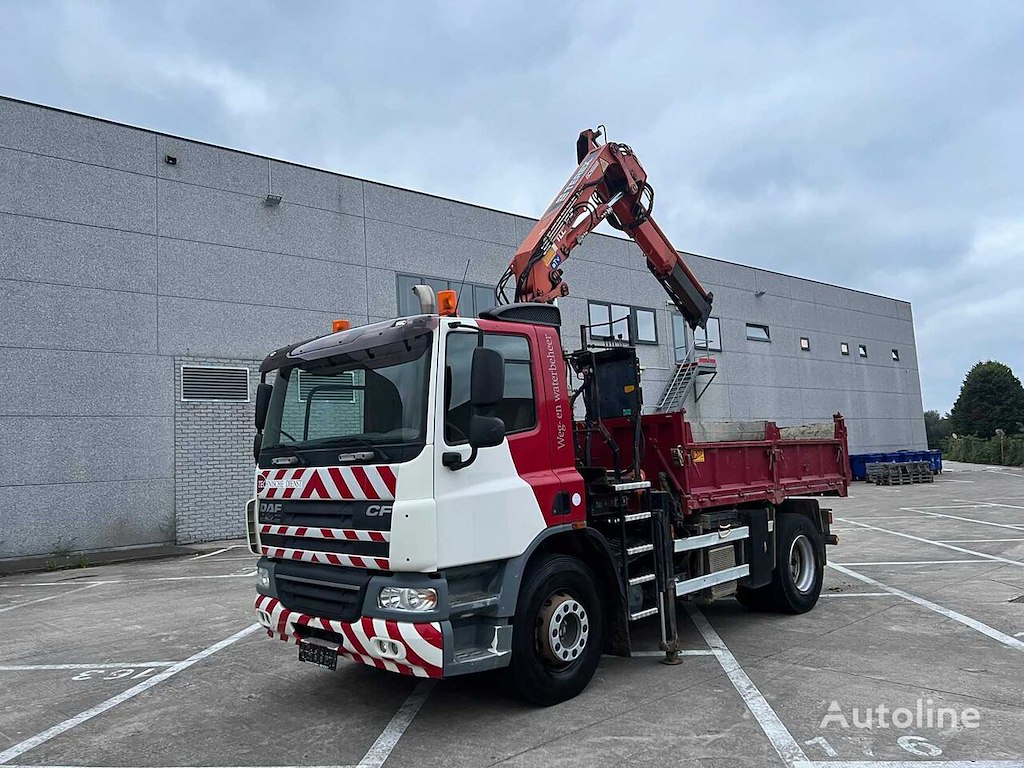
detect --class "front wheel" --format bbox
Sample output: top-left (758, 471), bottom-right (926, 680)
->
top-left (507, 554), bottom-right (604, 706)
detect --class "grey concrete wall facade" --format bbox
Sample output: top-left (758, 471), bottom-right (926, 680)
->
top-left (0, 97), bottom-right (926, 558)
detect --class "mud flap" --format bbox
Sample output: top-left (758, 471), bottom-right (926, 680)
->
top-left (741, 507), bottom-right (773, 588)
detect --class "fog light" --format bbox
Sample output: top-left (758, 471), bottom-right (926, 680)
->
top-left (257, 567), bottom-right (271, 590)
top-left (378, 586), bottom-right (438, 612)
top-left (373, 638), bottom-right (403, 659)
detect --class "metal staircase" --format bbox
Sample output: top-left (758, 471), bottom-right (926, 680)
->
top-left (656, 341), bottom-right (718, 412)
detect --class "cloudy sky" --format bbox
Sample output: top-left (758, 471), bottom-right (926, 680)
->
top-left (3, 1), bottom-right (1022, 411)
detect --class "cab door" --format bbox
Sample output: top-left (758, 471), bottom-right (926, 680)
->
top-left (431, 326), bottom-right (549, 568)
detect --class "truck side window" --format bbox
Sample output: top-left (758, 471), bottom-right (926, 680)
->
top-left (445, 332), bottom-right (537, 444)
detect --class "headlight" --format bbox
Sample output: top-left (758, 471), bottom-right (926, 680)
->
top-left (378, 586), bottom-right (438, 612)
top-left (257, 567), bottom-right (271, 590)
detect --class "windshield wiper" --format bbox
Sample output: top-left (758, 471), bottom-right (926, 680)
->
top-left (334, 437), bottom-right (392, 463)
top-left (266, 443), bottom-right (307, 466)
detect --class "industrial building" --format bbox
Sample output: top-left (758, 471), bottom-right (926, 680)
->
top-left (0, 97), bottom-right (926, 559)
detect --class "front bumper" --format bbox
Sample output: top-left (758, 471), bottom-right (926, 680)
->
top-left (255, 594), bottom-right (444, 678)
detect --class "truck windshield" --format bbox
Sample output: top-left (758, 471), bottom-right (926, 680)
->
top-left (261, 332), bottom-right (432, 464)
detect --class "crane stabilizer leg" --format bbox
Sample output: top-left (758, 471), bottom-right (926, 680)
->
top-left (652, 498), bottom-right (682, 665)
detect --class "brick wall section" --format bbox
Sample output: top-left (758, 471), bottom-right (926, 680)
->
top-left (174, 356), bottom-right (261, 544)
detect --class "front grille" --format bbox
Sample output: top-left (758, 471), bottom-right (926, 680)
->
top-left (261, 533), bottom-right (388, 557)
top-left (274, 561), bottom-right (370, 622)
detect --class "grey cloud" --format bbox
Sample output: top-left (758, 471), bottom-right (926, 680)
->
top-left (2, 0), bottom-right (1022, 411)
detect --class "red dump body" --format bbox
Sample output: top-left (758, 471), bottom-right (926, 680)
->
top-left (589, 412), bottom-right (851, 516)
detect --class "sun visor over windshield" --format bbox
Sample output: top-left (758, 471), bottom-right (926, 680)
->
top-left (259, 315), bottom-right (437, 373)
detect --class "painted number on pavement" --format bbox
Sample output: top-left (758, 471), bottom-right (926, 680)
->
top-left (71, 668), bottom-right (158, 682)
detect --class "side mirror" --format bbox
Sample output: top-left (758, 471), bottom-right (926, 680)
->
top-left (252, 432), bottom-right (262, 463)
top-left (469, 414), bottom-right (505, 449)
top-left (470, 347), bottom-right (504, 407)
top-left (255, 382), bottom-right (273, 431)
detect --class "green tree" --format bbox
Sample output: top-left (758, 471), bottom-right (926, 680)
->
top-left (923, 410), bottom-right (951, 449)
top-left (948, 361), bottom-right (1024, 439)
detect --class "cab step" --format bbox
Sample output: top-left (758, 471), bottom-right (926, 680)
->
top-left (626, 543), bottom-right (654, 556)
top-left (628, 572), bottom-right (656, 586)
top-left (629, 606), bottom-right (659, 621)
top-left (623, 511), bottom-right (652, 522)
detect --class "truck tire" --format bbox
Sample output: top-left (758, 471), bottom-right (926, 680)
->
top-left (507, 554), bottom-right (604, 706)
top-left (737, 514), bottom-right (823, 614)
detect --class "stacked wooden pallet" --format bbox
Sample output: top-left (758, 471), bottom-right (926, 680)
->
top-left (866, 461), bottom-right (935, 485)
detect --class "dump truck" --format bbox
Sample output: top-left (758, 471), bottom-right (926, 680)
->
top-left (248, 128), bottom-right (850, 704)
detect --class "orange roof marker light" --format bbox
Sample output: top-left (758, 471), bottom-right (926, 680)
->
top-left (437, 290), bottom-right (459, 317)
top-left (332, 319), bottom-right (351, 333)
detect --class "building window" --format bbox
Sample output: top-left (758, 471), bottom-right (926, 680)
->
top-left (587, 301), bottom-right (658, 345)
top-left (745, 323), bottom-right (770, 342)
top-left (180, 366), bottom-right (249, 402)
top-left (444, 331), bottom-right (536, 442)
top-left (840, 342), bottom-right (850, 356)
top-left (397, 273), bottom-right (495, 318)
top-left (891, 348), bottom-right (900, 361)
top-left (859, 344), bottom-right (868, 358)
top-left (692, 316), bottom-right (722, 353)
top-left (634, 308), bottom-right (658, 344)
top-left (800, 337), bottom-right (810, 351)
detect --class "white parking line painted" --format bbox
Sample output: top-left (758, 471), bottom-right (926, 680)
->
top-left (0, 623), bottom-right (260, 765)
top-left (0, 573), bottom-right (257, 589)
top-left (685, 604), bottom-right (807, 768)
top-left (148, 572), bottom-right (257, 582)
top-left (899, 507), bottom-right (1024, 532)
top-left (986, 502), bottom-right (1024, 510)
top-left (0, 581), bottom-right (119, 588)
top-left (190, 545), bottom-right (244, 560)
top-left (833, 560), bottom-right (991, 566)
top-left (828, 564), bottom-right (1024, 651)
top-left (983, 469), bottom-right (1024, 479)
top-left (939, 538), bottom-right (1024, 543)
top-left (819, 592), bottom-right (892, 598)
top-left (836, 518), bottom-right (1024, 567)
top-left (794, 760), bottom-right (1024, 767)
top-left (356, 680), bottom-right (434, 768)
top-left (843, 518), bottom-right (925, 524)
top-left (0, 584), bottom-right (98, 614)
top-left (0, 662), bottom-right (178, 671)
top-left (899, 504), bottom-right (988, 510)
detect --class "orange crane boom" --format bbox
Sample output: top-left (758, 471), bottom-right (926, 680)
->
top-left (498, 127), bottom-right (713, 330)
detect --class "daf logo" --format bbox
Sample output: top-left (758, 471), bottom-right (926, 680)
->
top-left (366, 504), bottom-right (393, 517)
top-left (260, 501), bottom-right (284, 521)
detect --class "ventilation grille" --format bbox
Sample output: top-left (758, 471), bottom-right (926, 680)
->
top-left (181, 366), bottom-right (249, 402)
top-left (297, 371), bottom-right (356, 403)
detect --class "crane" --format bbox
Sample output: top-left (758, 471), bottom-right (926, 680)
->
top-left (497, 127), bottom-right (714, 331)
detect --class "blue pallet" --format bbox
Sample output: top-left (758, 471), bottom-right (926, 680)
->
top-left (850, 449), bottom-right (942, 480)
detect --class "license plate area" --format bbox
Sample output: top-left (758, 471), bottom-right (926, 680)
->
top-left (298, 640), bottom-right (338, 671)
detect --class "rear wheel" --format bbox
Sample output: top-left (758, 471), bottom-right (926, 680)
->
top-left (508, 554), bottom-right (604, 706)
top-left (737, 513), bottom-right (823, 613)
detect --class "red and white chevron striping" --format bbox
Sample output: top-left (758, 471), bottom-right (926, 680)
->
top-left (259, 545), bottom-right (389, 571)
top-left (256, 464), bottom-right (398, 501)
top-left (254, 594), bottom-right (443, 678)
